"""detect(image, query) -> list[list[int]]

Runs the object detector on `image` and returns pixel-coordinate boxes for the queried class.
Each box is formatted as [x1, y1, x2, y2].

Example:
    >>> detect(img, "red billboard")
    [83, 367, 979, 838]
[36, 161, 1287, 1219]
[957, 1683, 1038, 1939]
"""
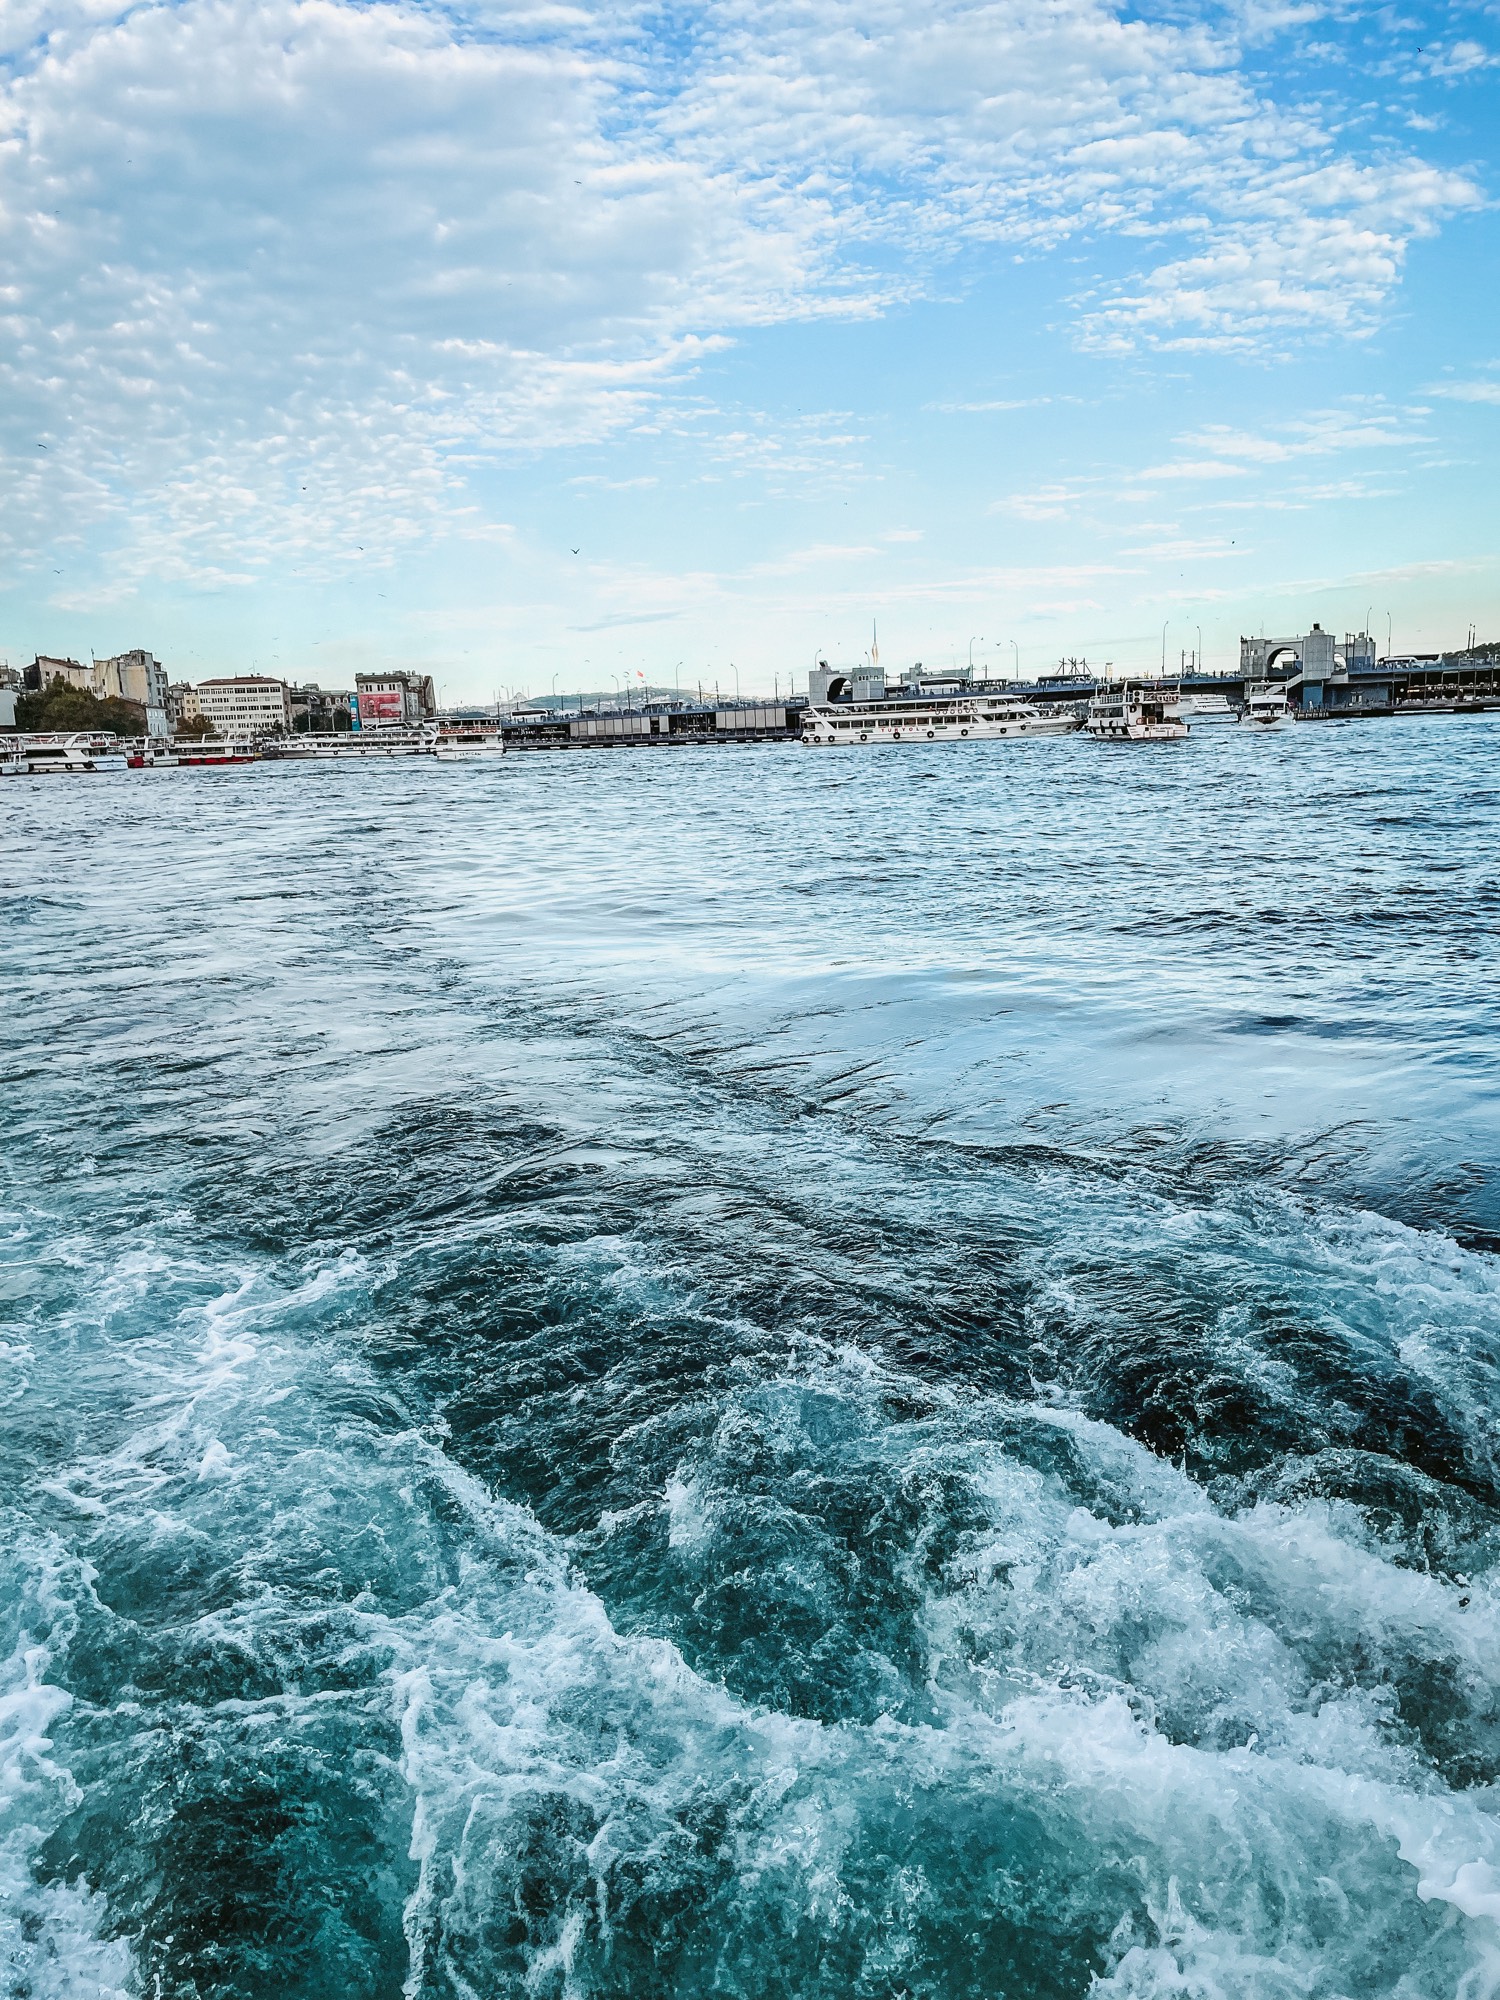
[358, 688, 404, 726]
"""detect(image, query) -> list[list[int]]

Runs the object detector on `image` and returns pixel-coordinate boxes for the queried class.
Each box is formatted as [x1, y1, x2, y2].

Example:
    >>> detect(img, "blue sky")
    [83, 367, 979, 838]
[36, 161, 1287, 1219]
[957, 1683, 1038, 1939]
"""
[2, 0, 1496, 699]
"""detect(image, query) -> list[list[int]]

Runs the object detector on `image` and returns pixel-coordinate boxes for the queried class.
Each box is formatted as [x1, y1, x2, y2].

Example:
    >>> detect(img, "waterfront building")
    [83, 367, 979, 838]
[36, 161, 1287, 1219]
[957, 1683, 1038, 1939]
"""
[354, 670, 436, 729]
[0, 687, 14, 731]
[94, 651, 170, 735]
[25, 656, 89, 692]
[168, 683, 200, 728]
[290, 683, 358, 733]
[194, 675, 292, 737]
[22, 651, 170, 733]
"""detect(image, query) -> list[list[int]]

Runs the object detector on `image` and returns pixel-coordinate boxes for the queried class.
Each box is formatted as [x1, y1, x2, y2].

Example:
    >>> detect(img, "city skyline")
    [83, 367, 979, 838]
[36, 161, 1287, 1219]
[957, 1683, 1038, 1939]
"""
[3, 0, 1497, 700]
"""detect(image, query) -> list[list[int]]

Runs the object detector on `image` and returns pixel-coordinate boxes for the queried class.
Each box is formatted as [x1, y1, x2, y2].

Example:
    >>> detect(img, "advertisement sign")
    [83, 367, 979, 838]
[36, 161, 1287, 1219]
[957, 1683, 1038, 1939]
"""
[358, 688, 403, 727]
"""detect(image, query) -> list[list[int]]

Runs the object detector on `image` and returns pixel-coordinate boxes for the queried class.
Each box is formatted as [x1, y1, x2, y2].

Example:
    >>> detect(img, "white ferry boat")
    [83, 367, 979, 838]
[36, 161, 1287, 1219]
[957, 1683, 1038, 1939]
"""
[801, 694, 1082, 746]
[271, 729, 436, 759]
[1084, 687, 1189, 741]
[433, 730, 505, 761]
[1170, 690, 1241, 726]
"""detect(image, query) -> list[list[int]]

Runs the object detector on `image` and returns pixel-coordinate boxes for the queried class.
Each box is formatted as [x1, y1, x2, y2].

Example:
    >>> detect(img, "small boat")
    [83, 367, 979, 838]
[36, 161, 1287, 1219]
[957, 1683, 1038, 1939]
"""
[1241, 682, 1293, 727]
[1084, 687, 1189, 741]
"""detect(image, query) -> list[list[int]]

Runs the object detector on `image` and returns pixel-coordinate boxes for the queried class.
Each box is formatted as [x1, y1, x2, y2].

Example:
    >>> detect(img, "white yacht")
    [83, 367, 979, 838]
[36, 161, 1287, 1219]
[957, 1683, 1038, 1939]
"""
[1241, 682, 1294, 727]
[1084, 687, 1189, 741]
[801, 694, 1082, 746]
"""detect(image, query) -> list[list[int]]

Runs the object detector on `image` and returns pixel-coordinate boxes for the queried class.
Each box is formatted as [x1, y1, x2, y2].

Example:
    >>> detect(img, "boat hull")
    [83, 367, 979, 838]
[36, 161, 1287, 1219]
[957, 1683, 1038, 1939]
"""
[1084, 721, 1189, 741]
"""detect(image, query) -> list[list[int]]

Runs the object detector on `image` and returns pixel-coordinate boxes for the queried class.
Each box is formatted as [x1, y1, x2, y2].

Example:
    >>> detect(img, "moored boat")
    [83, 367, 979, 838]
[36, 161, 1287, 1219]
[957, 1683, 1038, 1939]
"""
[801, 693, 1082, 746]
[16, 732, 130, 773]
[433, 730, 505, 760]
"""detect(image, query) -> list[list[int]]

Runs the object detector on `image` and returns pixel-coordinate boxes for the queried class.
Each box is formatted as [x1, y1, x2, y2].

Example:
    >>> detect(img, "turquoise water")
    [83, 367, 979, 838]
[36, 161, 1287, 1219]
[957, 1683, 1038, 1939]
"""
[3, 719, 1499, 1998]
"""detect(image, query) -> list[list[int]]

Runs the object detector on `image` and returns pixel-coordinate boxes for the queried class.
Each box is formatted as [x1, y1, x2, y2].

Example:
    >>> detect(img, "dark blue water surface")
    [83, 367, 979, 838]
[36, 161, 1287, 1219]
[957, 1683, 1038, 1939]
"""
[3, 718, 1500, 1999]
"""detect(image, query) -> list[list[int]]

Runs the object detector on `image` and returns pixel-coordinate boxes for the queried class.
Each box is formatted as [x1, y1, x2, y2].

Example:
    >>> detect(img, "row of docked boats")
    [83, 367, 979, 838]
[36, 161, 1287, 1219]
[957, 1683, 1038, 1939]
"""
[0, 732, 264, 775]
[1, 725, 506, 775]
[800, 678, 1293, 747]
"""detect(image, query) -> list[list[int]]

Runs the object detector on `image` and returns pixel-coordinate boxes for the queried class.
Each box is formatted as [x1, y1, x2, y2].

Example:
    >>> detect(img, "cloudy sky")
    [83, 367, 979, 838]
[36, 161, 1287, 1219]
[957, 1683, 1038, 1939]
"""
[3, 0, 1496, 696]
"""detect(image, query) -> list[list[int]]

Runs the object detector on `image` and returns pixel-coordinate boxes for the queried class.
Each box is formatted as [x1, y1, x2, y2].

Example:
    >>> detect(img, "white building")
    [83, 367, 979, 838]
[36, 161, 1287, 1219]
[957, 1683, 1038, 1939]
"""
[194, 676, 291, 738]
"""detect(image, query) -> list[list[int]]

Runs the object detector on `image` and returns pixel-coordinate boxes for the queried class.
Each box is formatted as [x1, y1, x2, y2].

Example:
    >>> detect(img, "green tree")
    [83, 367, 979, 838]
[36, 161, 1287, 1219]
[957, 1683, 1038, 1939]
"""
[15, 677, 146, 736]
[174, 712, 220, 740]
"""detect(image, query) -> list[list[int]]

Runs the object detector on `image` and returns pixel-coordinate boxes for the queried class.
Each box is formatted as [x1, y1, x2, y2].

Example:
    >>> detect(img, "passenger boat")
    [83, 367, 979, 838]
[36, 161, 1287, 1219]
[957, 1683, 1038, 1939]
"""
[433, 730, 505, 761]
[1084, 687, 1189, 741]
[17, 733, 131, 773]
[800, 694, 1082, 746]
[175, 742, 260, 765]
[1170, 690, 1241, 725]
[1241, 682, 1293, 727]
[274, 729, 436, 759]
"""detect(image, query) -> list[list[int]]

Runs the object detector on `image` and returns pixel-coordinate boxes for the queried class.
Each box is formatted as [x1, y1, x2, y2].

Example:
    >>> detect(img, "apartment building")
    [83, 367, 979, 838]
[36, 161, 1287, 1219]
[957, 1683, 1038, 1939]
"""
[24, 650, 170, 731]
[168, 683, 201, 728]
[355, 670, 437, 729]
[194, 676, 291, 738]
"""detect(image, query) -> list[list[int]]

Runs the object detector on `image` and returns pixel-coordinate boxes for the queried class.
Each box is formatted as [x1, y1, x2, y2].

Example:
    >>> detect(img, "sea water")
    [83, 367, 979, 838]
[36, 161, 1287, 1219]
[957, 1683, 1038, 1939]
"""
[2, 718, 1498, 1999]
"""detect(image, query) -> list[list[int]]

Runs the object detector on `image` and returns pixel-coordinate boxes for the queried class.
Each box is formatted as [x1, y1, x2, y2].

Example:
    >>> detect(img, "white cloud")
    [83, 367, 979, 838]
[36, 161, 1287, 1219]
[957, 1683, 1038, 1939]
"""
[988, 482, 1089, 519]
[1427, 378, 1500, 405]
[1424, 38, 1496, 76]
[0, 0, 1483, 593]
[924, 399, 1049, 412]
[1136, 404, 1429, 480]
